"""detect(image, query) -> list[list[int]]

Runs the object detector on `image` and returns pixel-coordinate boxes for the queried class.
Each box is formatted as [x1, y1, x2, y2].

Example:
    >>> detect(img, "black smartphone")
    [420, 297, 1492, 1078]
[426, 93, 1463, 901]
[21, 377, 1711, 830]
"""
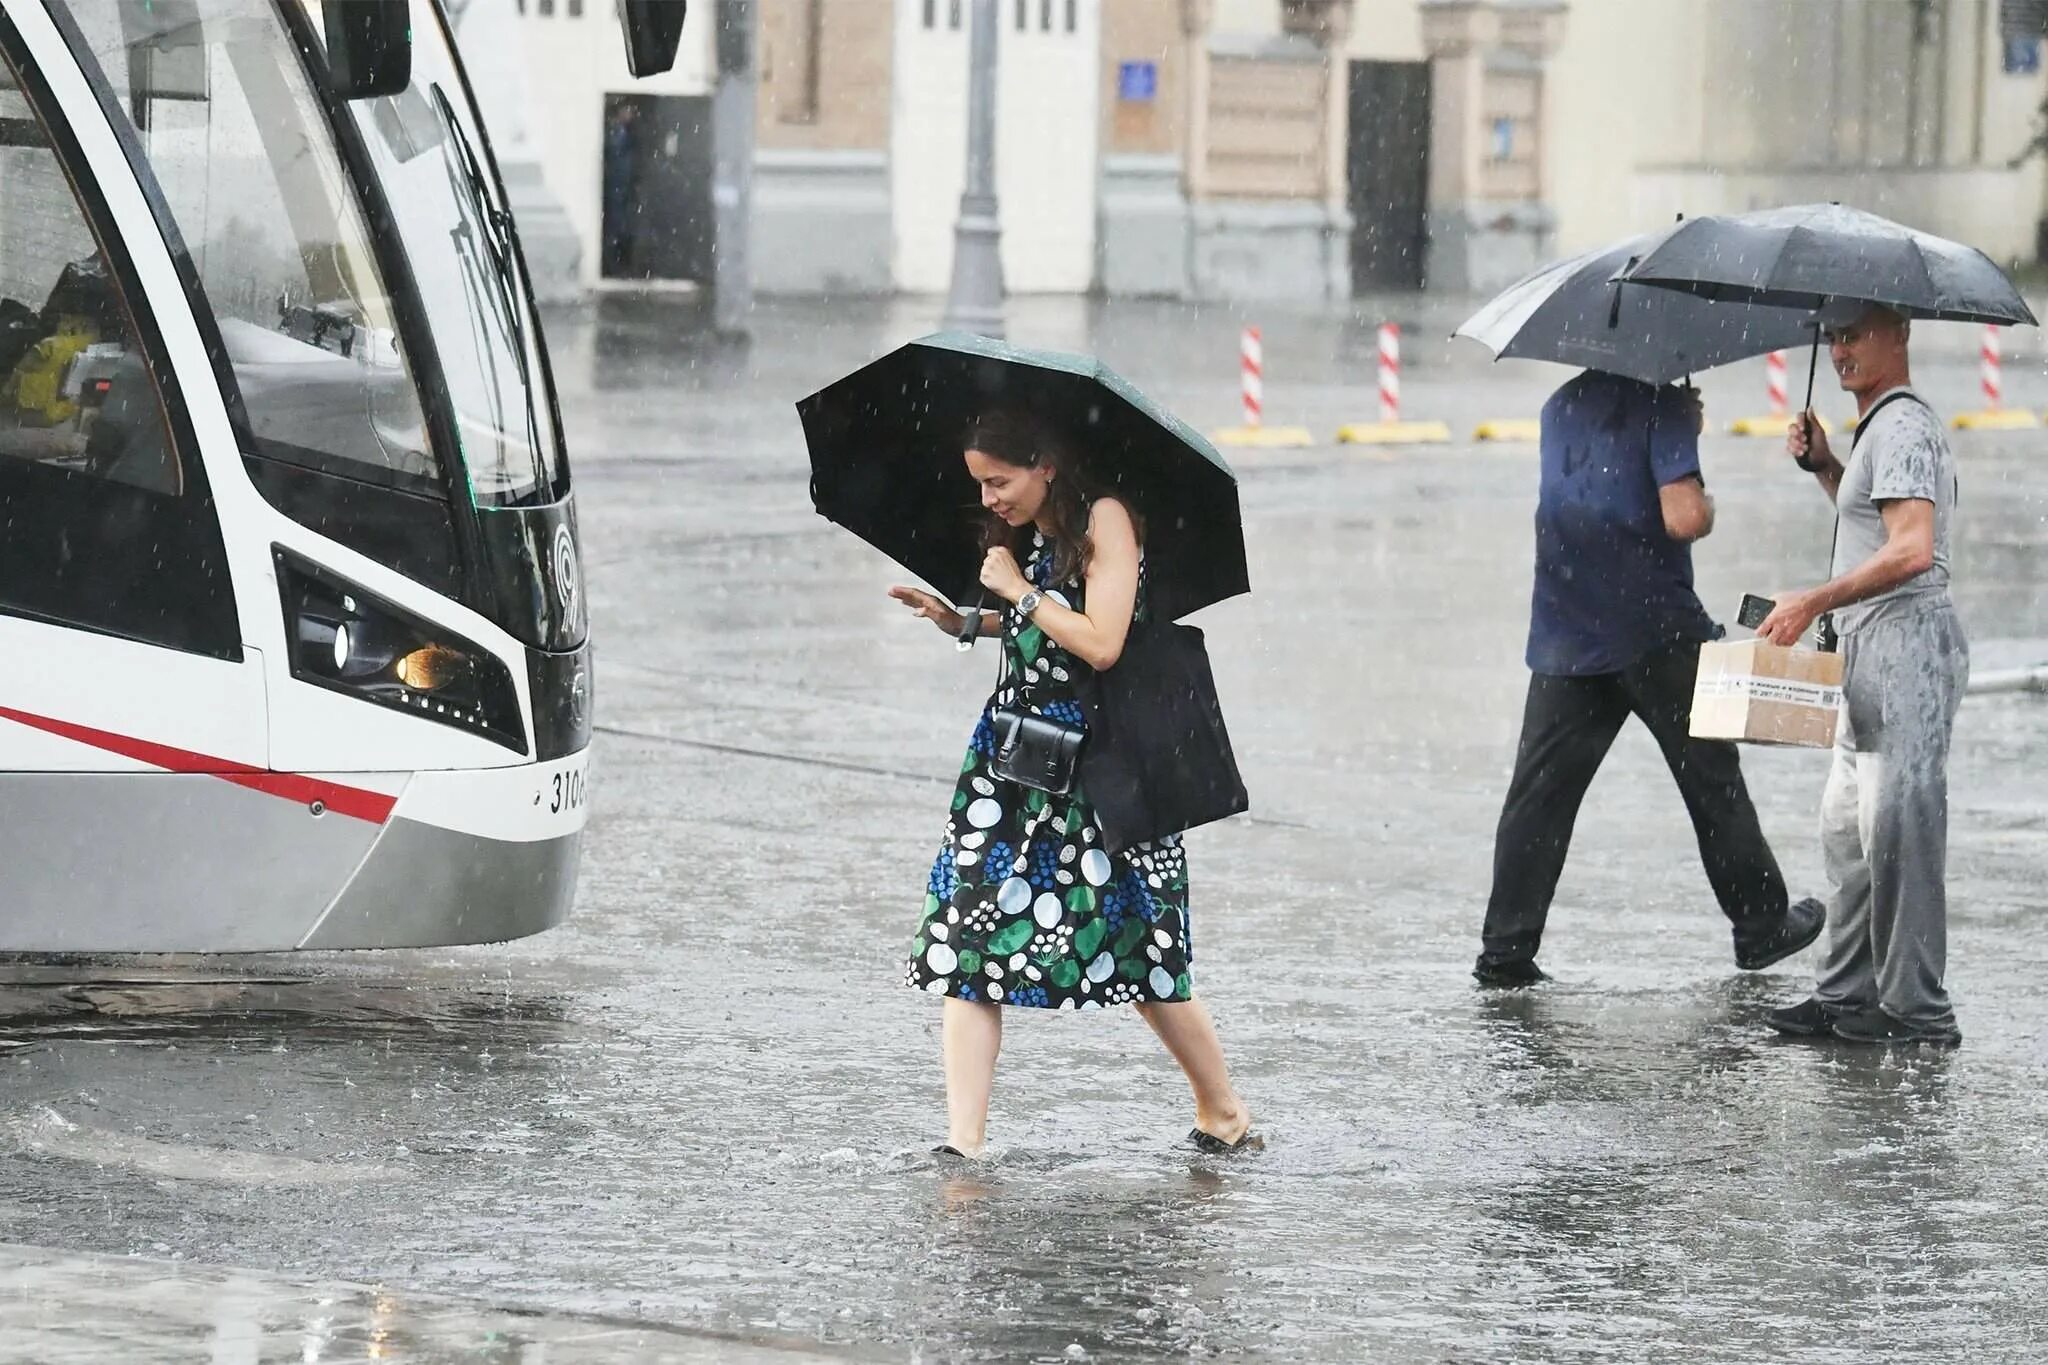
[1737, 594, 1775, 631]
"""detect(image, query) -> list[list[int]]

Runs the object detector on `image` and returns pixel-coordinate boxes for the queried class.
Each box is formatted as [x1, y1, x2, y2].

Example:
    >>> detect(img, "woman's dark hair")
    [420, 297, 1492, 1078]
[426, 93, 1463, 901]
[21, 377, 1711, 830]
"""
[964, 408, 1107, 587]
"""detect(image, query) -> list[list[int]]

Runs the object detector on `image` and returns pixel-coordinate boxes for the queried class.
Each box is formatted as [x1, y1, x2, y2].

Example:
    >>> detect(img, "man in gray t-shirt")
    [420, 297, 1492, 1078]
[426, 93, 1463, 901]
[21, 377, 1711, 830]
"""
[1755, 304, 1969, 1047]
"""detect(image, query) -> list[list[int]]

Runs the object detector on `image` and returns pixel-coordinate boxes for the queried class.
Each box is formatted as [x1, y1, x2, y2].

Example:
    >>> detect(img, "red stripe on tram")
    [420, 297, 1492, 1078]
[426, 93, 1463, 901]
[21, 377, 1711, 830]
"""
[0, 705, 397, 825]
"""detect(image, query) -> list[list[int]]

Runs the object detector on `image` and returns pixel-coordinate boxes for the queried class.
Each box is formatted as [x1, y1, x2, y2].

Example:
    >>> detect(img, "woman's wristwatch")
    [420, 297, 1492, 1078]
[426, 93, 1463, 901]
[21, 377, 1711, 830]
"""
[1016, 589, 1044, 618]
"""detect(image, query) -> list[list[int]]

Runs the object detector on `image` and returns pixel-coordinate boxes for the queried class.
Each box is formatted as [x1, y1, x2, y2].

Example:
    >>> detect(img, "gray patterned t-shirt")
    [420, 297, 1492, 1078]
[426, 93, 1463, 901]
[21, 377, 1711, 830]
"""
[1830, 386, 1955, 635]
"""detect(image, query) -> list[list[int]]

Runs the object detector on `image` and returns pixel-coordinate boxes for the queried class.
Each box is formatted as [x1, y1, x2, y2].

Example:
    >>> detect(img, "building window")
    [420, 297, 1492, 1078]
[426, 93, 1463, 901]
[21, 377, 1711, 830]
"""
[780, 0, 824, 123]
[1040, 0, 1052, 32]
[1065, 0, 1077, 32]
[536, 0, 553, 15]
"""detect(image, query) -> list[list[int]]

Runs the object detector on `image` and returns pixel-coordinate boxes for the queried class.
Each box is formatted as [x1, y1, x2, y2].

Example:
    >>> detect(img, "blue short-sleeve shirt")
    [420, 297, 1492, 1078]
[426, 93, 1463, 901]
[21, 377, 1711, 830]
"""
[1525, 371, 1718, 676]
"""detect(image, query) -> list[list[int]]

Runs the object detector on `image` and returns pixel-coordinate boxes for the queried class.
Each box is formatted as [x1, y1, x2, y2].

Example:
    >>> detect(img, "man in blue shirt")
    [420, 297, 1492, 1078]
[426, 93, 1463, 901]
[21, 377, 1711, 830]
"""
[1474, 370, 1825, 987]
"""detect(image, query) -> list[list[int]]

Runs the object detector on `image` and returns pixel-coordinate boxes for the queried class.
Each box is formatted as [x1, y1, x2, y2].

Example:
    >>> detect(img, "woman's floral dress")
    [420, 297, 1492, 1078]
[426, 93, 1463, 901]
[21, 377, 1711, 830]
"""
[905, 533, 1192, 1010]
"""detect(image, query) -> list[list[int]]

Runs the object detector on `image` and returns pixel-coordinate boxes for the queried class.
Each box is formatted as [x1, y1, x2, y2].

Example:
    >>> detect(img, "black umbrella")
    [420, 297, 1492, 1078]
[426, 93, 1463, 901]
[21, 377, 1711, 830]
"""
[1621, 203, 2038, 326]
[798, 332, 1247, 624]
[1625, 203, 2037, 424]
[1455, 233, 1824, 385]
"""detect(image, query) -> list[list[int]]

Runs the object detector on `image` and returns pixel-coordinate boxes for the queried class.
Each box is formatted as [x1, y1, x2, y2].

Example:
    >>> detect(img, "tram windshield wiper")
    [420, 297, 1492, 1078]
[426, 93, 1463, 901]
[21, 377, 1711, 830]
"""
[429, 83, 548, 504]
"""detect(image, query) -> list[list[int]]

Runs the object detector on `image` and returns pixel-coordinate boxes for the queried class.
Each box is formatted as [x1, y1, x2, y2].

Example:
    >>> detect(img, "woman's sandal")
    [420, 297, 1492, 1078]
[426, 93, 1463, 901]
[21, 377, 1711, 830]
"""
[1188, 1126, 1264, 1155]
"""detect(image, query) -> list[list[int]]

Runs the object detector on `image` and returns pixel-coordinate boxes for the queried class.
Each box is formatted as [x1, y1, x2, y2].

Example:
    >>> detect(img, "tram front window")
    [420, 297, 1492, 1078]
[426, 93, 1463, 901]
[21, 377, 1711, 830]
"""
[50, 0, 437, 501]
[0, 37, 237, 657]
[0, 58, 175, 494]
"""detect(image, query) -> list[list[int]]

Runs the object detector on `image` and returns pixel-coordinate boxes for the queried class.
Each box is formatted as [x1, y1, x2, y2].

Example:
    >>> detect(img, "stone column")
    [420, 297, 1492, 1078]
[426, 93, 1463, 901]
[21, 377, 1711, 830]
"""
[1419, 0, 1568, 294]
[444, 0, 585, 304]
[1180, 0, 1214, 203]
[1288, 0, 1357, 300]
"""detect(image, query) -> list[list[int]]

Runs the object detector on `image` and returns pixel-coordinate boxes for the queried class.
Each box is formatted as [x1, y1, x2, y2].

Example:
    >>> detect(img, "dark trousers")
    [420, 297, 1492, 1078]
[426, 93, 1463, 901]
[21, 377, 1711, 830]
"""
[1479, 639, 1789, 967]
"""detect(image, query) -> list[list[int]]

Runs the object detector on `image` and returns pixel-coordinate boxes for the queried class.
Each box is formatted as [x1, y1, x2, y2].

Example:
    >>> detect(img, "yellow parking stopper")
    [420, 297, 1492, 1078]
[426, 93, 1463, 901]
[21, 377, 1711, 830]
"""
[1950, 409, 2040, 431]
[1210, 425, 1315, 449]
[1729, 413, 1835, 437]
[1473, 419, 1541, 443]
[1335, 420, 1452, 446]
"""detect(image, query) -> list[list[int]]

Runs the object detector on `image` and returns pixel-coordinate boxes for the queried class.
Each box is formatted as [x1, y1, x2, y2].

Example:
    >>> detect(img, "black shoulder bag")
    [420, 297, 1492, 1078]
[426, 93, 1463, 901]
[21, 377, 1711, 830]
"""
[987, 627, 1086, 796]
[1075, 618, 1249, 855]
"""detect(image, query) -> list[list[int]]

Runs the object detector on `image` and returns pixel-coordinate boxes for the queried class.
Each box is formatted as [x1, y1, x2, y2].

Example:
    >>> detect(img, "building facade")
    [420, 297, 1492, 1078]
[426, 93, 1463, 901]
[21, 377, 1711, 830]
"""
[479, 0, 2048, 300]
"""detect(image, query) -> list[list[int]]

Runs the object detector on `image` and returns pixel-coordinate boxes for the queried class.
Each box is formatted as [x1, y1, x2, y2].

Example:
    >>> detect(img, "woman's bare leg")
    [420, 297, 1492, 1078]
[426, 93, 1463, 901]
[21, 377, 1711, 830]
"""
[1135, 997, 1251, 1142]
[941, 998, 1003, 1155]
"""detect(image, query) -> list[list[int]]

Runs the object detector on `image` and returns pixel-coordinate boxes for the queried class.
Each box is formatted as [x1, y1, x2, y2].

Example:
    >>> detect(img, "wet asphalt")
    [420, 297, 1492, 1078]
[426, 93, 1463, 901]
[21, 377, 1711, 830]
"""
[3, 295, 2047, 1362]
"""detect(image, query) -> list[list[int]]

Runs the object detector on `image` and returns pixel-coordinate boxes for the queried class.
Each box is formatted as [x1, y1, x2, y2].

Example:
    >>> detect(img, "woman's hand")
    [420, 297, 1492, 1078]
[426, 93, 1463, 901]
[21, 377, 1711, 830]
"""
[979, 547, 1030, 603]
[889, 586, 964, 636]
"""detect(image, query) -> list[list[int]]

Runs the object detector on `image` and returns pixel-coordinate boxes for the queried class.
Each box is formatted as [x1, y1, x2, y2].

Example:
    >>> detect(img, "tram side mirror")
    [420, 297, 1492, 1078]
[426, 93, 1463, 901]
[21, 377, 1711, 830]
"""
[324, 0, 412, 100]
[617, 0, 689, 77]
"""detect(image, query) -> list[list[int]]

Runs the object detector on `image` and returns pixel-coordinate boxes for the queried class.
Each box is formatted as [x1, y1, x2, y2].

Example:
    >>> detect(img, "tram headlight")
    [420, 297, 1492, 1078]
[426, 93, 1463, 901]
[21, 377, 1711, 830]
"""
[394, 643, 471, 692]
[275, 548, 528, 754]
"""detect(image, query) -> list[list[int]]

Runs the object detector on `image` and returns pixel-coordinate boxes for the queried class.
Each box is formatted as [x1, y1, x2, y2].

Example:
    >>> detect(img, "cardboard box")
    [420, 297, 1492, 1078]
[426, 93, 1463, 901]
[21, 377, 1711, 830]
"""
[1690, 639, 1845, 749]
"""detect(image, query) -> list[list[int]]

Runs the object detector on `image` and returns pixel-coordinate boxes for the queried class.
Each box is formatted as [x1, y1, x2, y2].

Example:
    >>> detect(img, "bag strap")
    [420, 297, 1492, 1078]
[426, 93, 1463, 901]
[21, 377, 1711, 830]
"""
[1850, 389, 1927, 451]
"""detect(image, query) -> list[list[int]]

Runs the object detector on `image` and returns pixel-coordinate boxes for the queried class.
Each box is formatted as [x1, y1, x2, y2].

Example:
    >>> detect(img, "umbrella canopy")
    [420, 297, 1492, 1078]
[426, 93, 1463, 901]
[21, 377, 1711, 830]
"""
[1456, 233, 1825, 385]
[1620, 203, 2038, 326]
[798, 332, 1247, 624]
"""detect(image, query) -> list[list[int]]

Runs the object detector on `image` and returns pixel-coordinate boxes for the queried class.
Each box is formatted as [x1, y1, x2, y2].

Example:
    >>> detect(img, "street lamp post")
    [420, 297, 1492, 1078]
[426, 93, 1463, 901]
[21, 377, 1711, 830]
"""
[942, 0, 1005, 337]
[713, 0, 757, 338]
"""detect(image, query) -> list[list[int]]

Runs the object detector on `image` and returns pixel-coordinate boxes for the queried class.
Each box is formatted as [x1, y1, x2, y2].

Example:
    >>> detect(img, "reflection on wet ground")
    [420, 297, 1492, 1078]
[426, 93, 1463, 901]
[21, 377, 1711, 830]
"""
[0, 1242, 863, 1363]
[4, 300, 2048, 1360]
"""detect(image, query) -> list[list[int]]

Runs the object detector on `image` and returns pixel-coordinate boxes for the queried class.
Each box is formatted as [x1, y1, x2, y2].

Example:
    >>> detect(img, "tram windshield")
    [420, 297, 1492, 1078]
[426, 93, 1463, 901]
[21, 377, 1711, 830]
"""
[301, 0, 565, 507]
[50, 0, 435, 497]
[48, 0, 562, 510]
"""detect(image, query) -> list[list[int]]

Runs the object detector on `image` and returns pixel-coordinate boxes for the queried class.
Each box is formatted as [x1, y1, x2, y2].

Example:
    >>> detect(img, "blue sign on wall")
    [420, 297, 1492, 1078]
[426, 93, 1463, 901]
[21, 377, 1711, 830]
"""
[2006, 35, 2042, 75]
[1118, 60, 1158, 103]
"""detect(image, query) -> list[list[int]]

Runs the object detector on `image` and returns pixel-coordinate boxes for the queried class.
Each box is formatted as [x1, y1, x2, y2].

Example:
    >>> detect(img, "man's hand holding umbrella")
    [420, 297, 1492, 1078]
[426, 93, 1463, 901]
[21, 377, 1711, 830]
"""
[1753, 413, 1846, 647]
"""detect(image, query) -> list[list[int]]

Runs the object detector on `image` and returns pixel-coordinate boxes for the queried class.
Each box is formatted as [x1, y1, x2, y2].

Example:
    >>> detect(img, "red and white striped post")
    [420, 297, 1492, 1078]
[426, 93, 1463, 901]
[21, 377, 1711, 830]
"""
[1240, 326, 1263, 428]
[1766, 349, 1788, 418]
[1378, 323, 1401, 424]
[1982, 325, 2003, 409]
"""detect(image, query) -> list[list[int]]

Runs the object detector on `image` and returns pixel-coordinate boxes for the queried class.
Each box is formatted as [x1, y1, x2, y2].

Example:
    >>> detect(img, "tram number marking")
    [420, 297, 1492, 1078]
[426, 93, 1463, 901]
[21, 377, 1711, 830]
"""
[548, 768, 587, 815]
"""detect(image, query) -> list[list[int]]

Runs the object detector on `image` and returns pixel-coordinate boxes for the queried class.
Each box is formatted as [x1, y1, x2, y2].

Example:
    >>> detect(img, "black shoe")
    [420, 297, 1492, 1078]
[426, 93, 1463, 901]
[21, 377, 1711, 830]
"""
[1765, 996, 1853, 1038]
[1831, 1008, 1962, 1048]
[1735, 897, 1826, 971]
[1189, 1126, 1264, 1155]
[1473, 958, 1551, 989]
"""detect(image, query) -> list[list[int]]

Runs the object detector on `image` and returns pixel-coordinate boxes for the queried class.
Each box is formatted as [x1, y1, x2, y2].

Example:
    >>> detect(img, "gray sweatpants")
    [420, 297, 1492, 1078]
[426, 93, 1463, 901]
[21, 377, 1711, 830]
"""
[1814, 605, 1969, 1025]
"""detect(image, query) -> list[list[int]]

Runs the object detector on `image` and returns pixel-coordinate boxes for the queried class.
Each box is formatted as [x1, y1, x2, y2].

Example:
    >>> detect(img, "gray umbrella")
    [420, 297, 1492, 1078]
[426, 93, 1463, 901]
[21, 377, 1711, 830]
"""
[1620, 203, 2038, 326]
[1456, 234, 1824, 385]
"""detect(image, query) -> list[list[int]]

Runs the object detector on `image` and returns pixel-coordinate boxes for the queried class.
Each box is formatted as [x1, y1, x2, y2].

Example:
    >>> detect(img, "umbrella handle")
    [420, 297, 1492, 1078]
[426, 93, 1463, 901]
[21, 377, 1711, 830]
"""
[1794, 336, 1822, 472]
[954, 590, 992, 651]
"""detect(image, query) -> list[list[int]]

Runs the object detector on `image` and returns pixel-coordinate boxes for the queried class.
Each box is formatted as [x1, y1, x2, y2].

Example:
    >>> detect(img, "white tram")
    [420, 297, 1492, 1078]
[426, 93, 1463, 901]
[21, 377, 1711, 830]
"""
[0, 0, 685, 949]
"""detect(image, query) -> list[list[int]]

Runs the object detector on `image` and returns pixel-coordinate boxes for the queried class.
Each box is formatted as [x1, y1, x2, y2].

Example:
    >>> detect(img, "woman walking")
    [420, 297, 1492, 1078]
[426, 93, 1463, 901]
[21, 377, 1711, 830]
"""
[889, 411, 1254, 1160]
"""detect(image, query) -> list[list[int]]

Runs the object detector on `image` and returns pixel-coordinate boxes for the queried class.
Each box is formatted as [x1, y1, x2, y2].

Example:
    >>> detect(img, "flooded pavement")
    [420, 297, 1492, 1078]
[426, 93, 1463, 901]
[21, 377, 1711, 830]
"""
[4, 298, 2048, 1361]
[0, 1243, 857, 1363]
